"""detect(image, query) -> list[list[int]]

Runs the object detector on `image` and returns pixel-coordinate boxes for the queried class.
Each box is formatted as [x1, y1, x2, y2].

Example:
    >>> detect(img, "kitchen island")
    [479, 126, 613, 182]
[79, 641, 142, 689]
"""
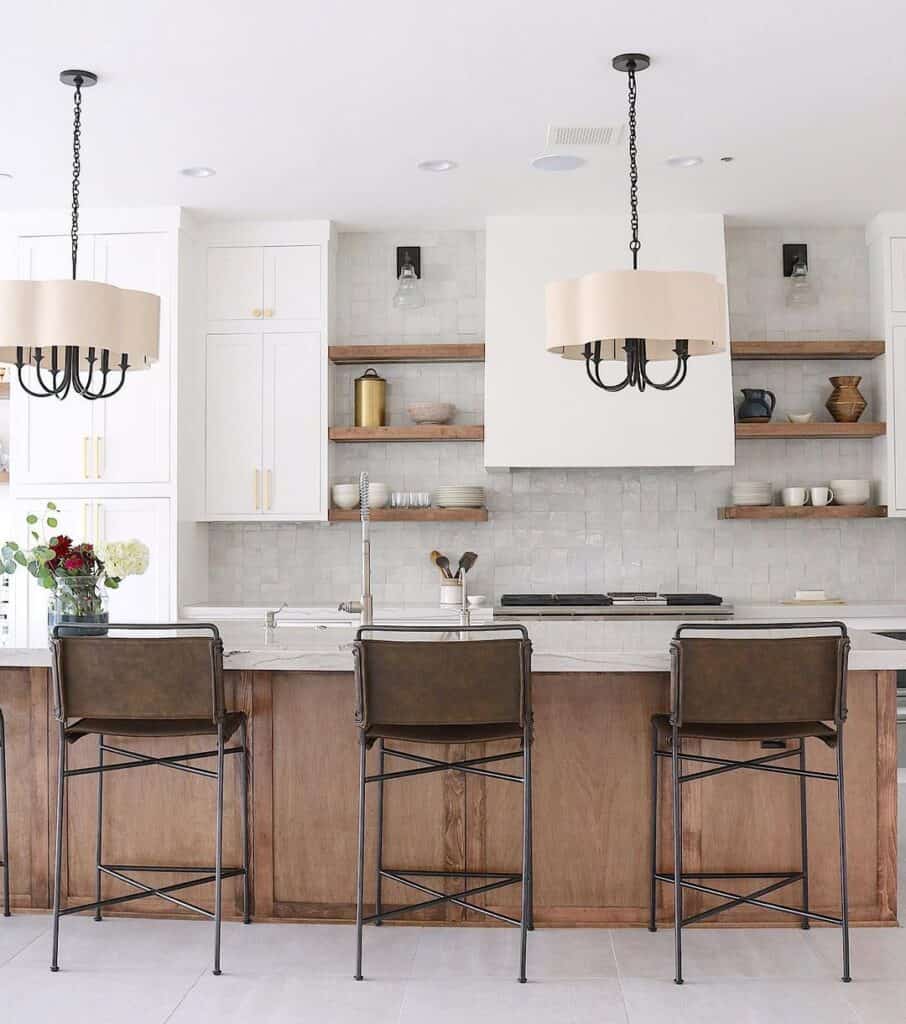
[0, 616, 901, 928]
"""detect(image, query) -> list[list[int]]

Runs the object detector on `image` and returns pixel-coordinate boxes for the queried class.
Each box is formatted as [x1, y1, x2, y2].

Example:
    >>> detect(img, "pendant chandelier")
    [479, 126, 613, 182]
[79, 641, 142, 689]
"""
[545, 54, 726, 393]
[0, 70, 160, 400]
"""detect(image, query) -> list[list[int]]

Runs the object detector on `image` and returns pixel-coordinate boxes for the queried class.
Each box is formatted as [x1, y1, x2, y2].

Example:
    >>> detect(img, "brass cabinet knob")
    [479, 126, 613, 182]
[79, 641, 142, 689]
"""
[263, 309, 273, 318]
[252, 308, 262, 318]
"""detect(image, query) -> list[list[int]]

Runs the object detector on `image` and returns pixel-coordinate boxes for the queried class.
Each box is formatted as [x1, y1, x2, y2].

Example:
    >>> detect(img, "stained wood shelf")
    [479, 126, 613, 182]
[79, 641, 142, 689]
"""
[0, 470, 8, 484]
[328, 343, 485, 364]
[329, 425, 484, 442]
[0, 383, 9, 399]
[730, 340, 885, 361]
[719, 505, 887, 520]
[328, 507, 488, 522]
[736, 421, 886, 439]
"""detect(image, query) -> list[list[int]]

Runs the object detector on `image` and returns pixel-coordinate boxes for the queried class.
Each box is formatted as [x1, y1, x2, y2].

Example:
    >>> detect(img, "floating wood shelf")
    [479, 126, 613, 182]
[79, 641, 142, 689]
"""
[0, 383, 9, 399]
[736, 421, 886, 439]
[0, 470, 8, 484]
[329, 343, 485, 364]
[730, 341, 885, 361]
[719, 505, 887, 521]
[328, 507, 488, 522]
[329, 425, 484, 442]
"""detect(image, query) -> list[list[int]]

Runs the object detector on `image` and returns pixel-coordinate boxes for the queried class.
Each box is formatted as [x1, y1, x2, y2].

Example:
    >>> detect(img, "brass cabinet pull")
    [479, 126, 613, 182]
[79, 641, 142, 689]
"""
[263, 309, 273, 318]
[95, 502, 102, 545]
[264, 469, 272, 510]
[82, 436, 90, 479]
[82, 503, 89, 540]
[95, 436, 103, 479]
[254, 468, 261, 511]
[252, 308, 262, 318]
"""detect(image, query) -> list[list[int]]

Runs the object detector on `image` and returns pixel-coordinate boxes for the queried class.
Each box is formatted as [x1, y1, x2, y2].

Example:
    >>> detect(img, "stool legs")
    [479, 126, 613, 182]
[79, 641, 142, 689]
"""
[798, 742, 810, 930]
[648, 719, 659, 932]
[354, 735, 367, 981]
[212, 722, 225, 977]
[518, 728, 533, 984]
[93, 734, 104, 922]
[374, 739, 384, 927]
[239, 718, 251, 925]
[51, 724, 66, 972]
[836, 733, 851, 983]
[671, 725, 684, 986]
[0, 709, 9, 917]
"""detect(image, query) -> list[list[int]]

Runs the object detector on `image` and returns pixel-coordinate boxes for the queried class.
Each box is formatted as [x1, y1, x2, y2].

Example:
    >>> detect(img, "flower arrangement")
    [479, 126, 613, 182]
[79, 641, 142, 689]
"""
[0, 502, 150, 633]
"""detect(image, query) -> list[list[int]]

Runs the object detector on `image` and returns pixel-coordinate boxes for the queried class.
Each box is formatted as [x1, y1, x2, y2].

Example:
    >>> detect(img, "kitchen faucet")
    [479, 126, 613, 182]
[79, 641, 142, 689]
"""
[338, 471, 374, 626]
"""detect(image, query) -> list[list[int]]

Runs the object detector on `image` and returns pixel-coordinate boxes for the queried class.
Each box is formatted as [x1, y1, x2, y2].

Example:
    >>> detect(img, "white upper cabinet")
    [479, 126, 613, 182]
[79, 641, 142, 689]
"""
[890, 237, 906, 314]
[12, 230, 171, 486]
[207, 244, 321, 323]
[207, 246, 264, 320]
[262, 332, 323, 516]
[92, 232, 170, 483]
[484, 214, 735, 468]
[201, 227, 330, 521]
[205, 334, 263, 517]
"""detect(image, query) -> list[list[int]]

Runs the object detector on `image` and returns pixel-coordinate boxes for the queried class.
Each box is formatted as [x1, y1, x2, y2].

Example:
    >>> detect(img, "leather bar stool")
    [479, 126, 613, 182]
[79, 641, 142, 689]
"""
[49, 623, 251, 975]
[0, 706, 8, 917]
[649, 621, 852, 984]
[351, 624, 534, 982]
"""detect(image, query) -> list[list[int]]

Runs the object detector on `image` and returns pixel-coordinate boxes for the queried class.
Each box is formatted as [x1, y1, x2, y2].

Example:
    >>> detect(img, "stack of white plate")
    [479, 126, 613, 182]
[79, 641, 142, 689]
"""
[731, 481, 773, 506]
[435, 486, 486, 508]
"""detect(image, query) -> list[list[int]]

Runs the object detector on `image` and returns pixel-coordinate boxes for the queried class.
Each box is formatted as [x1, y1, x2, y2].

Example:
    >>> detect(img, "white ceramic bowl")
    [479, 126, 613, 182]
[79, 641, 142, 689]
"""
[367, 483, 389, 508]
[408, 402, 455, 425]
[830, 479, 871, 506]
[787, 412, 815, 424]
[331, 484, 360, 510]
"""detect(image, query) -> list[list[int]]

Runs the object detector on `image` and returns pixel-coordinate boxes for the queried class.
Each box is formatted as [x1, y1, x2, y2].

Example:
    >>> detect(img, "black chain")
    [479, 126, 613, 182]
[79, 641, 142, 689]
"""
[70, 76, 82, 281]
[627, 68, 640, 270]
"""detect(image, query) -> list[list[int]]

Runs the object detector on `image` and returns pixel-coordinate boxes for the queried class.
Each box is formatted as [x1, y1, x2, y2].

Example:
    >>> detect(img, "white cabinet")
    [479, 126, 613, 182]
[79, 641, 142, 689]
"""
[12, 230, 171, 486]
[891, 238, 906, 313]
[206, 245, 321, 323]
[12, 496, 171, 646]
[204, 331, 324, 519]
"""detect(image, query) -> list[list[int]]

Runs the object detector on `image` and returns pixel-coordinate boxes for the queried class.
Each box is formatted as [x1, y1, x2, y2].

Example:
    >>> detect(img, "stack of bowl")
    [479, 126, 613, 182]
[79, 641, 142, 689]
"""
[731, 481, 773, 507]
[435, 485, 486, 509]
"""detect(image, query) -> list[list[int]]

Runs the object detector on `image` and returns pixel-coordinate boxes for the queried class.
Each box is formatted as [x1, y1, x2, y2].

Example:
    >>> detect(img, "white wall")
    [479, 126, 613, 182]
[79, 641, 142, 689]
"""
[484, 214, 734, 468]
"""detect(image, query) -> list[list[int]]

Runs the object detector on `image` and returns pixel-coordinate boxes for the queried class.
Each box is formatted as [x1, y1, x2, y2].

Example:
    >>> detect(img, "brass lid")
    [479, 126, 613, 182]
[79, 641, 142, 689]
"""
[355, 367, 385, 383]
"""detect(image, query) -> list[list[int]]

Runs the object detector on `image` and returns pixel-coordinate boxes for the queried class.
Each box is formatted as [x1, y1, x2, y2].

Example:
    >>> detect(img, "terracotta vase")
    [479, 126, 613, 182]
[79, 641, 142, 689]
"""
[826, 375, 867, 423]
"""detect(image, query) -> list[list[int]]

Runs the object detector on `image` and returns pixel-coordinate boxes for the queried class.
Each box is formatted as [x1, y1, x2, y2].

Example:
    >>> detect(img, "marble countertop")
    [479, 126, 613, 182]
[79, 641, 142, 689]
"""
[3, 611, 906, 673]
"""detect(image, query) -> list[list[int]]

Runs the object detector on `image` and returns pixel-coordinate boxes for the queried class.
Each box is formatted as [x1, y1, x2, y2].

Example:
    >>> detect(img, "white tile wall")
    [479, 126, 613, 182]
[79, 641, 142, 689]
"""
[208, 226, 906, 607]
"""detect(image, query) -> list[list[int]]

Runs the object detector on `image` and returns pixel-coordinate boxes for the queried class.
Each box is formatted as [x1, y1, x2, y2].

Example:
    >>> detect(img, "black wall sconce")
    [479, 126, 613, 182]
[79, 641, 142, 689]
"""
[393, 246, 425, 309]
[782, 243, 815, 307]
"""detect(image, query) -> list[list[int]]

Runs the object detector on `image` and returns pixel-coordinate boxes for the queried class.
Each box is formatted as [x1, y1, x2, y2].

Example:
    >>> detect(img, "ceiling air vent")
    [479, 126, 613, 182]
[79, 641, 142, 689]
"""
[546, 124, 625, 147]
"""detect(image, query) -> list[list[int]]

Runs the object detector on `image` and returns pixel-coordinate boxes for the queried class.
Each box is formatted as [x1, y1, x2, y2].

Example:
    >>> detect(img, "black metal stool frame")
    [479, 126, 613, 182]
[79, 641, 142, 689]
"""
[0, 707, 9, 917]
[353, 624, 534, 983]
[649, 621, 851, 985]
[49, 623, 251, 976]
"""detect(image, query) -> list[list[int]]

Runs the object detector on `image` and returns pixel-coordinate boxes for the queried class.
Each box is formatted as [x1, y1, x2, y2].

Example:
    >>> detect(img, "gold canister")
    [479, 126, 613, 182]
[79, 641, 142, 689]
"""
[354, 367, 387, 427]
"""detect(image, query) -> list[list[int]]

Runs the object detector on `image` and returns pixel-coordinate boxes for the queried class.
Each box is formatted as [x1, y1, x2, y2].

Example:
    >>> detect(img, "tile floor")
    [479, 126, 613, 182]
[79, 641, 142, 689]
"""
[1, 788, 905, 1024]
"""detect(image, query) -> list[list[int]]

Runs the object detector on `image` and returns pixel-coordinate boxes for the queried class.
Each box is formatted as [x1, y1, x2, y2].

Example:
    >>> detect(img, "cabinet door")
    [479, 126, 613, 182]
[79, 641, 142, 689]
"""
[13, 236, 95, 485]
[262, 332, 324, 517]
[892, 238, 906, 313]
[92, 233, 170, 483]
[205, 334, 263, 516]
[95, 498, 171, 624]
[207, 246, 264, 321]
[264, 246, 321, 321]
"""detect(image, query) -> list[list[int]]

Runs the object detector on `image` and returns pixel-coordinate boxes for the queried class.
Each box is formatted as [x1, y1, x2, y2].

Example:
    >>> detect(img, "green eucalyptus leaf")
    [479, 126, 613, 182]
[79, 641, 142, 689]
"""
[105, 577, 120, 589]
[47, 518, 58, 529]
[6, 541, 18, 552]
[31, 531, 39, 541]
[46, 502, 57, 511]
[13, 551, 26, 566]
[25, 514, 38, 525]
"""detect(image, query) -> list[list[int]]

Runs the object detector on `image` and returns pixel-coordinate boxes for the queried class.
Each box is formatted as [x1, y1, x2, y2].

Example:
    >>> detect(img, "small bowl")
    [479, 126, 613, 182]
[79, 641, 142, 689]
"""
[331, 484, 360, 510]
[787, 412, 815, 424]
[408, 402, 455, 425]
[829, 479, 871, 506]
[368, 483, 389, 509]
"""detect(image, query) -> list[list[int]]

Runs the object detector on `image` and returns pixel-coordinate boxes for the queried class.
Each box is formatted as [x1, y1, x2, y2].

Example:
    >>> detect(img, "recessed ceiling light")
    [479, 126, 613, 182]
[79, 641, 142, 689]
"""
[531, 154, 586, 172]
[665, 155, 703, 168]
[0, 172, 13, 181]
[179, 166, 216, 178]
[417, 159, 458, 172]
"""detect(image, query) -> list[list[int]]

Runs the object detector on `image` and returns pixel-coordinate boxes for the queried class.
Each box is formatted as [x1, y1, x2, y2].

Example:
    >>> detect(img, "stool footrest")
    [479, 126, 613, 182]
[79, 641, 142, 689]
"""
[367, 868, 523, 927]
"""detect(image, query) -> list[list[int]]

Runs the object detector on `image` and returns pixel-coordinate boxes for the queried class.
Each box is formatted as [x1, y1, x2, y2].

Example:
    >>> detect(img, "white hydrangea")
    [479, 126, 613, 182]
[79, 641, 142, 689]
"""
[99, 539, 150, 580]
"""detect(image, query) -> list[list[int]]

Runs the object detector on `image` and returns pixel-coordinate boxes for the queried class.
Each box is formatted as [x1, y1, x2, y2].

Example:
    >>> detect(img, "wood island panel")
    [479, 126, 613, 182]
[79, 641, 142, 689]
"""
[0, 667, 896, 928]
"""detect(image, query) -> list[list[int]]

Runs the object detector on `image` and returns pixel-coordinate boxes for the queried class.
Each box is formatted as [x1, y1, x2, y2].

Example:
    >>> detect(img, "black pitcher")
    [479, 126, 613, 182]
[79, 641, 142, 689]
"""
[738, 388, 776, 422]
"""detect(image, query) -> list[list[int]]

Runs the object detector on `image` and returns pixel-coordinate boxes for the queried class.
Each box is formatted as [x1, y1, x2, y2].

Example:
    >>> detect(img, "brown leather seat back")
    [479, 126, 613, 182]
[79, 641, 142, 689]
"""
[672, 634, 848, 726]
[51, 632, 224, 723]
[354, 638, 530, 731]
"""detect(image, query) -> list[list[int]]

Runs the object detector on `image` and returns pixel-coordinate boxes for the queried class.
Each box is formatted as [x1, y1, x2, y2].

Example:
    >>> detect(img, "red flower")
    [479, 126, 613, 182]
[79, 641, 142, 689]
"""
[63, 554, 84, 572]
[46, 535, 73, 573]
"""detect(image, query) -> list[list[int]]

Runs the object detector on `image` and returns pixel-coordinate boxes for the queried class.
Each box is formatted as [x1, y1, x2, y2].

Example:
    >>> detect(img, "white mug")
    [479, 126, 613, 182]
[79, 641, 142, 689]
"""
[781, 486, 809, 507]
[809, 486, 834, 507]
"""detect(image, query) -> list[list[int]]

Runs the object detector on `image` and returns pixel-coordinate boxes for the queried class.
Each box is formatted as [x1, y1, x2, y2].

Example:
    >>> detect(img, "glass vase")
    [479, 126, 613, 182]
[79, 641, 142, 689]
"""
[48, 574, 109, 637]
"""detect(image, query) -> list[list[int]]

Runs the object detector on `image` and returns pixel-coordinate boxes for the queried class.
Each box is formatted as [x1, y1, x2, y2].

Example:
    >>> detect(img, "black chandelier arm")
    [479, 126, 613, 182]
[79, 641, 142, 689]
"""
[17, 344, 131, 400]
[583, 342, 632, 392]
[641, 340, 690, 392]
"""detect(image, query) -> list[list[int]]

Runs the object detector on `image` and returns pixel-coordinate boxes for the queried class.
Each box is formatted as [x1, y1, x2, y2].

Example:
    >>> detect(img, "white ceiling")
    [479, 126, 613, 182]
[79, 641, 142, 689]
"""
[1, 0, 903, 230]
